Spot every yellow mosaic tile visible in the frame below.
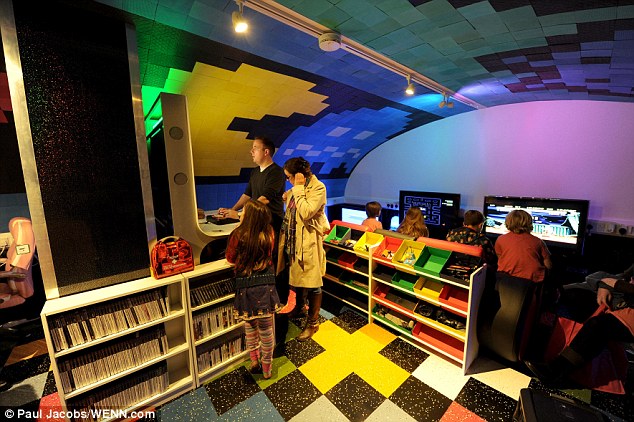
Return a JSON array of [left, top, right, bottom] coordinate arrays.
[[299, 321, 410, 396], [299, 342, 354, 393], [154, 62, 330, 177], [354, 353, 409, 397]]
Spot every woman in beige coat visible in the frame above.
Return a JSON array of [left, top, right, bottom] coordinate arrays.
[[277, 157, 329, 341]]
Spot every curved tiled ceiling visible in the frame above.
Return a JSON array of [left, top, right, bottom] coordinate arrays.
[[95, 0, 634, 189]]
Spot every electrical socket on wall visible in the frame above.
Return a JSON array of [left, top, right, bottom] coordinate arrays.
[[595, 221, 616, 234]]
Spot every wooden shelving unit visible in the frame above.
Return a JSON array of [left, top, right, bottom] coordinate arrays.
[[322, 226, 486, 374], [40, 274, 194, 421]]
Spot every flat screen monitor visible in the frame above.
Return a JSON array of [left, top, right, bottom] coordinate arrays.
[[341, 207, 367, 226], [399, 190, 461, 239], [483, 196, 589, 253]]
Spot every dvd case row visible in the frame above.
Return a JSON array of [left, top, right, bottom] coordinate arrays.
[[192, 303, 238, 341], [49, 288, 169, 352], [58, 326, 169, 394], [196, 334, 245, 373], [69, 362, 168, 422], [189, 277, 235, 308]]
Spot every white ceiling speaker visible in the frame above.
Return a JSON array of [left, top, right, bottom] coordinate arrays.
[[318, 32, 342, 52]]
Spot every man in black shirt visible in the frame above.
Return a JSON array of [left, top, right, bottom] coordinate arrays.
[[219, 136, 285, 232]]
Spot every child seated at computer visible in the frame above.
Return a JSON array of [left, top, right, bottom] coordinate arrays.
[[362, 201, 383, 231], [397, 207, 429, 238]]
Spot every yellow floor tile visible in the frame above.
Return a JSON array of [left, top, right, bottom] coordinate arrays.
[[311, 320, 349, 350], [300, 350, 353, 393], [5, 339, 48, 366], [355, 354, 410, 397]]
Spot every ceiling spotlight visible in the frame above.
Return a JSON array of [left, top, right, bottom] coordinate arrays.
[[405, 75, 415, 95], [232, 0, 248, 33]]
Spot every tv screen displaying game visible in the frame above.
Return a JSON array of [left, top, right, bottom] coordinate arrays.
[[483, 196, 589, 252], [399, 190, 461, 239]]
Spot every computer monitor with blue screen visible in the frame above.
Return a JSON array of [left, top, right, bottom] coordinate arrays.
[[483, 195, 589, 253]]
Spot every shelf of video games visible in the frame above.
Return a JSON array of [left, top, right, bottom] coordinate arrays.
[[184, 260, 247, 386], [323, 224, 486, 374], [40, 273, 193, 421]]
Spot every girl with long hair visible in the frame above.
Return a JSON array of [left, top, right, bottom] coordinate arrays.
[[397, 207, 429, 238], [226, 200, 282, 378]]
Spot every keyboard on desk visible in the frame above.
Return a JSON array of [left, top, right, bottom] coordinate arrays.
[[206, 215, 240, 225]]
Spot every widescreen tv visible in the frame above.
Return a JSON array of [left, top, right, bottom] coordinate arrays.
[[399, 190, 461, 239], [483, 196, 589, 253]]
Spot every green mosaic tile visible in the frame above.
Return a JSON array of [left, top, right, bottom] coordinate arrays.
[[349, 28, 382, 43], [357, 6, 391, 26], [516, 37, 548, 49], [576, 7, 617, 23], [294, 0, 335, 16], [367, 35, 396, 51], [335, 0, 371, 16], [505, 17, 541, 32], [385, 27, 420, 44], [538, 11, 578, 27], [485, 32, 519, 46], [512, 28, 545, 41], [278, 0, 304, 7], [491, 69, 514, 78], [407, 18, 439, 37], [429, 37, 462, 55], [366, 17, 402, 34], [390, 50, 417, 63], [156, 5, 188, 28], [428, 11, 465, 29], [542, 24, 578, 37], [499, 5, 538, 24], [416, 0, 456, 18], [470, 14, 508, 38], [453, 57, 482, 70], [376, 0, 411, 15], [336, 17, 371, 34], [617, 5, 634, 19], [463, 45, 494, 58], [457, 1, 496, 20], [408, 43, 444, 60], [392, 9, 426, 27], [317, 6, 353, 27]]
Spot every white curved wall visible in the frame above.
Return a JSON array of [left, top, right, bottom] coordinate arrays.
[[346, 100, 634, 225]]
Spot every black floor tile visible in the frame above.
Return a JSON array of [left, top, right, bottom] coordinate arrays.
[[204, 366, 261, 415], [379, 337, 429, 373], [264, 369, 321, 420], [455, 377, 517, 422], [389, 375, 452, 421], [283, 337, 325, 368], [1, 353, 50, 384], [325, 372, 385, 421], [42, 371, 57, 396], [590, 389, 634, 420], [330, 309, 367, 334]]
